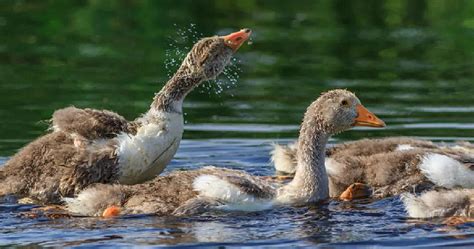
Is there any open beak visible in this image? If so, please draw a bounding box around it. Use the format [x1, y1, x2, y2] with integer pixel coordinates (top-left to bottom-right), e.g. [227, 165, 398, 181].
[353, 104, 386, 128]
[222, 28, 252, 52]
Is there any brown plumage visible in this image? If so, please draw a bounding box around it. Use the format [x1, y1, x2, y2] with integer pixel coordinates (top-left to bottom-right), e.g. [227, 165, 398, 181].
[0, 132, 118, 203]
[0, 29, 252, 204]
[52, 107, 138, 141]
[271, 137, 474, 198]
[326, 137, 438, 157]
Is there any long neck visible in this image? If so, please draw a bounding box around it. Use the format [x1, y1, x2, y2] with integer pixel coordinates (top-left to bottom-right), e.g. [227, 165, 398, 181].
[282, 114, 330, 203]
[151, 54, 205, 114]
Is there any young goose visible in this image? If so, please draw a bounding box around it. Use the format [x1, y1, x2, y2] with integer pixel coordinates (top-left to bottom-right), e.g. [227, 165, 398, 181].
[271, 137, 474, 198]
[0, 29, 252, 204]
[402, 189, 473, 219]
[65, 89, 385, 217]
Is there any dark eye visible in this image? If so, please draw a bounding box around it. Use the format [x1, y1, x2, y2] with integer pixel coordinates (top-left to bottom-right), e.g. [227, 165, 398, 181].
[341, 100, 349, 106]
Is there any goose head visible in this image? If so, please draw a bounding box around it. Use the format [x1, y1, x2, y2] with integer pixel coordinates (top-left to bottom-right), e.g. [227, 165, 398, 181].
[305, 89, 385, 135]
[187, 28, 251, 80]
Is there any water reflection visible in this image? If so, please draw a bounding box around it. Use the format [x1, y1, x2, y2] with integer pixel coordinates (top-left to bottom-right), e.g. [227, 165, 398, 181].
[2, 1, 474, 155]
[0, 140, 473, 247]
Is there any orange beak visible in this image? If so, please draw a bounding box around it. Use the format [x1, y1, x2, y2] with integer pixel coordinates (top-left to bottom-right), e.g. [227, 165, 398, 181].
[221, 28, 252, 51]
[102, 205, 121, 218]
[353, 104, 386, 128]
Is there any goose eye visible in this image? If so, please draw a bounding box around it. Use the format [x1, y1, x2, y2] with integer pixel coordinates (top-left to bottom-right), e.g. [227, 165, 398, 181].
[341, 100, 349, 106]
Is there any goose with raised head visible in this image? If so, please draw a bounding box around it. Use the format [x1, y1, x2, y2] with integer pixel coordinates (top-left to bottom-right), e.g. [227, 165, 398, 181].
[271, 137, 474, 198]
[0, 28, 252, 204]
[64, 89, 386, 217]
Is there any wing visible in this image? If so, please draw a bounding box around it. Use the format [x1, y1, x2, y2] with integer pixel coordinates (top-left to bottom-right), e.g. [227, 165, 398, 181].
[193, 168, 277, 202]
[0, 131, 121, 204]
[52, 107, 136, 140]
[172, 197, 222, 216]
[220, 175, 275, 199]
[58, 144, 120, 198]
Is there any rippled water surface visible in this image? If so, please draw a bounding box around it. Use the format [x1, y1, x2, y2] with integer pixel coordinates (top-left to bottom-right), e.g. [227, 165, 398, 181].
[1, 0, 474, 247]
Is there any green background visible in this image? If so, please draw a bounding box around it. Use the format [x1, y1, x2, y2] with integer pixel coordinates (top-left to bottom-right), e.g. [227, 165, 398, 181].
[1, 0, 474, 155]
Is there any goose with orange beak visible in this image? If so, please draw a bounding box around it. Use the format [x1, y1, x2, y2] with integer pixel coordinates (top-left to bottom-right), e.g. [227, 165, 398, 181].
[66, 89, 386, 217]
[272, 97, 474, 200]
[0, 28, 251, 204]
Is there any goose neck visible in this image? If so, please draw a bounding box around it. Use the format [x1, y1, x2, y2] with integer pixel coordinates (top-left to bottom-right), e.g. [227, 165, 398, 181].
[280, 119, 330, 203]
[151, 58, 205, 114]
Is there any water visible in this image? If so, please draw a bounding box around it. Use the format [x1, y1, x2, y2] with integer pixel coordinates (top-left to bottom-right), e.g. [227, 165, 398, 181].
[1, 0, 474, 247]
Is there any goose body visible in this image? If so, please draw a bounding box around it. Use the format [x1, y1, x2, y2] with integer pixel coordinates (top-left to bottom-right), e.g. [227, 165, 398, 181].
[65, 89, 386, 217]
[66, 166, 277, 216]
[53, 106, 184, 185]
[0, 29, 252, 204]
[271, 137, 474, 198]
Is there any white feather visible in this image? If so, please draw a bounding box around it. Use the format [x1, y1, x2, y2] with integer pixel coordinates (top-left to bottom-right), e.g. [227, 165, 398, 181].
[193, 175, 273, 212]
[402, 190, 472, 218]
[116, 111, 183, 184]
[401, 193, 430, 218]
[396, 144, 414, 151]
[418, 153, 474, 188]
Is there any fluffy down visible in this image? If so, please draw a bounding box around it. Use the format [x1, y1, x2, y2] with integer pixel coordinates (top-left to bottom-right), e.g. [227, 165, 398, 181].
[52, 106, 134, 140]
[64, 184, 128, 216]
[402, 189, 473, 218]
[270, 143, 297, 175]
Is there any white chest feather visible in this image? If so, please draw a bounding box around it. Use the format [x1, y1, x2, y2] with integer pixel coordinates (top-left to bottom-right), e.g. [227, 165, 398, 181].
[116, 112, 183, 184]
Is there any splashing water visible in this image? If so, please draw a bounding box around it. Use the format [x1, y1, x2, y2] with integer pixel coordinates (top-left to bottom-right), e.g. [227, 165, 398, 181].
[247, 35, 254, 45]
[218, 57, 243, 97]
[164, 23, 199, 79]
[164, 24, 245, 96]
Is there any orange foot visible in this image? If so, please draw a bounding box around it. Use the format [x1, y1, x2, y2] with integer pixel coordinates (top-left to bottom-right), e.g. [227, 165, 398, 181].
[102, 205, 121, 218]
[339, 183, 372, 201]
[443, 216, 474, 226]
